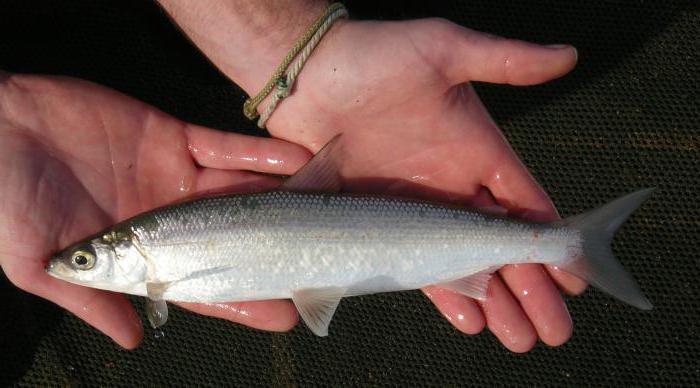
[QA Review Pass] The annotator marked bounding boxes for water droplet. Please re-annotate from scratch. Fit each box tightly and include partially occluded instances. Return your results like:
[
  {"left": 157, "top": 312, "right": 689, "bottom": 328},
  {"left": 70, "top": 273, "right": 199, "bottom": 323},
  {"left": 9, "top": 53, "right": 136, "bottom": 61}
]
[
  {"left": 204, "top": 302, "right": 252, "bottom": 317},
  {"left": 154, "top": 329, "right": 165, "bottom": 339},
  {"left": 179, "top": 176, "right": 193, "bottom": 193}
]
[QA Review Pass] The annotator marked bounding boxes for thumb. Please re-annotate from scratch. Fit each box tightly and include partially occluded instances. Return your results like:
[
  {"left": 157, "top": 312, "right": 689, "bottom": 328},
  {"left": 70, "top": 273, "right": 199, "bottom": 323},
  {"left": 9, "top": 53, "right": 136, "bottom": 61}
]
[{"left": 438, "top": 22, "right": 577, "bottom": 85}]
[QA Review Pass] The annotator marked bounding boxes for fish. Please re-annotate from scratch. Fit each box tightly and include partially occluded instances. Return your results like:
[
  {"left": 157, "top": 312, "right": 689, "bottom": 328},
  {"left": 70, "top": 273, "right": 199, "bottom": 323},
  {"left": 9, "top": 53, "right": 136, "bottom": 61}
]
[{"left": 46, "top": 136, "right": 654, "bottom": 336}]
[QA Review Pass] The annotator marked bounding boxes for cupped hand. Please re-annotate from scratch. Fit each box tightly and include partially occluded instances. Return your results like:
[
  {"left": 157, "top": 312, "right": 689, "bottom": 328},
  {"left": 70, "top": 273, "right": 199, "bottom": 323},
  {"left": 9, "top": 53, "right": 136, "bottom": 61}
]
[
  {"left": 0, "top": 72, "right": 310, "bottom": 348},
  {"left": 262, "top": 19, "right": 587, "bottom": 351}
]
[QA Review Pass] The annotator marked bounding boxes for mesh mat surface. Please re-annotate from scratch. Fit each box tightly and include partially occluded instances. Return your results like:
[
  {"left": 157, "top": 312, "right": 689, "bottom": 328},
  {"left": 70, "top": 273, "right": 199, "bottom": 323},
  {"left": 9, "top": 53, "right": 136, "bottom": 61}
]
[{"left": 1, "top": 1, "right": 698, "bottom": 386}]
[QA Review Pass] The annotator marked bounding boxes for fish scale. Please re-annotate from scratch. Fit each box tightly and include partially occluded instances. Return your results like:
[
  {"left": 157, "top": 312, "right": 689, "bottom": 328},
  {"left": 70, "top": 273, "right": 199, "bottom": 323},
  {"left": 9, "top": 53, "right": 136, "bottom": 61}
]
[{"left": 127, "top": 191, "right": 577, "bottom": 302}]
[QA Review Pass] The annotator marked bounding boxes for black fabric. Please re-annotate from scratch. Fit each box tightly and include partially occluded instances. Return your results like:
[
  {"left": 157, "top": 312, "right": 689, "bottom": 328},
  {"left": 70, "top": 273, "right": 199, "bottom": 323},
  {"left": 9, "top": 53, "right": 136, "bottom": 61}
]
[{"left": 1, "top": 1, "right": 698, "bottom": 386}]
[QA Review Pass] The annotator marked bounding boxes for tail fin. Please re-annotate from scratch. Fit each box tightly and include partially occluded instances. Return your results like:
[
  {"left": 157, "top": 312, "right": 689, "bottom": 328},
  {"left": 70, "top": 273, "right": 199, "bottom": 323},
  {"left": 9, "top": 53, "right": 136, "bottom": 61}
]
[{"left": 555, "top": 188, "right": 655, "bottom": 310}]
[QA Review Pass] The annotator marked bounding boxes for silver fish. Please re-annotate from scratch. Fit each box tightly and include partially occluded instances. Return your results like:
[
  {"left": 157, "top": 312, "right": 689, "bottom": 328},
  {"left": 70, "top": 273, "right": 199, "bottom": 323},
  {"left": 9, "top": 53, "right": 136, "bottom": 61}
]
[{"left": 47, "top": 137, "right": 653, "bottom": 336}]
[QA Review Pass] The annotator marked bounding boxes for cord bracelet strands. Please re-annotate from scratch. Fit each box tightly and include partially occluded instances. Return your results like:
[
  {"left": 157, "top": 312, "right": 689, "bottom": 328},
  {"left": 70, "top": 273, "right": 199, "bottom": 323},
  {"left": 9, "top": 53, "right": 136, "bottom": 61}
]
[
  {"left": 241, "top": 2, "right": 348, "bottom": 127},
  {"left": 242, "top": 2, "right": 345, "bottom": 120},
  {"left": 257, "top": 6, "right": 347, "bottom": 128}
]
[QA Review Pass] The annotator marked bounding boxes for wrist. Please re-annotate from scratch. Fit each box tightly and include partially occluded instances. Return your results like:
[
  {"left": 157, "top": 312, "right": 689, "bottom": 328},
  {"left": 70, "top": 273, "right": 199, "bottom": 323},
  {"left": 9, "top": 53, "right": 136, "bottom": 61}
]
[{"left": 157, "top": 0, "right": 330, "bottom": 96}]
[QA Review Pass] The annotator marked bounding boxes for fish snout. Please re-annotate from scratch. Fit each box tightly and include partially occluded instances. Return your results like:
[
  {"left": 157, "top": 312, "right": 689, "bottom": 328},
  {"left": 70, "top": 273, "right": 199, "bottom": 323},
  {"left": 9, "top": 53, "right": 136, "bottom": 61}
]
[{"left": 45, "top": 255, "right": 72, "bottom": 278}]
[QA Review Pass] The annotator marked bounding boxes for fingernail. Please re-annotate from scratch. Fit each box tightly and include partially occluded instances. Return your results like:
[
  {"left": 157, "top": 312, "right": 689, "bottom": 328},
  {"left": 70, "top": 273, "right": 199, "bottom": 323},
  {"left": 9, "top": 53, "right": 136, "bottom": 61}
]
[
  {"left": 547, "top": 44, "right": 578, "bottom": 61},
  {"left": 546, "top": 44, "right": 571, "bottom": 50}
]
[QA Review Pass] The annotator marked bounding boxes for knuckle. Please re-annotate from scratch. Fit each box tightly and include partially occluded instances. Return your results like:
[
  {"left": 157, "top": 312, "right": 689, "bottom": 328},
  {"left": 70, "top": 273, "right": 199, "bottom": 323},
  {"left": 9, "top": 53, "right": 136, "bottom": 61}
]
[
  {"left": 497, "top": 46, "right": 518, "bottom": 84},
  {"left": 417, "top": 17, "right": 461, "bottom": 40},
  {"left": 425, "top": 17, "right": 455, "bottom": 29}
]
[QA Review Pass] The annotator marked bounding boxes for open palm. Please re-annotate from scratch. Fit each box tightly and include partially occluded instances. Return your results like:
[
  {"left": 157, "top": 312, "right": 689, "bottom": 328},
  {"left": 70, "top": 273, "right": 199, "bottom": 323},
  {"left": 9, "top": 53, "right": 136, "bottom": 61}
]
[
  {"left": 261, "top": 19, "right": 587, "bottom": 351},
  {"left": 0, "top": 72, "right": 310, "bottom": 348}
]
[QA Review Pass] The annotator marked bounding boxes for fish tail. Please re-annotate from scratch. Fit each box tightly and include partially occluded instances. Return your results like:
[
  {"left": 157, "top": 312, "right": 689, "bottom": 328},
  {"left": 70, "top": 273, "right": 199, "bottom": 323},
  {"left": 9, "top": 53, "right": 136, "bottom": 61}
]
[{"left": 554, "top": 188, "right": 655, "bottom": 310}]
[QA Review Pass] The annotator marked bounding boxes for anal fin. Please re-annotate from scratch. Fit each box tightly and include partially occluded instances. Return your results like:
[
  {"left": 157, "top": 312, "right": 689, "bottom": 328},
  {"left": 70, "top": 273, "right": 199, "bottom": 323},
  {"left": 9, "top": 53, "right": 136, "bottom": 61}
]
[
  {"left": 292, "top": 287, "right": 346, "bottom": 337},
  {"left": 438, "top": 271, "right": 494, "bottom": 301}
]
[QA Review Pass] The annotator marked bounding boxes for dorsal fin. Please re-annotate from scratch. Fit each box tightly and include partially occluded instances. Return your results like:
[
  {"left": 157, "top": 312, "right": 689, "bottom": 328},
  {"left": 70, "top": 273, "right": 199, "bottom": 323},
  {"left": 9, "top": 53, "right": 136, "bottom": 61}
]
[{"left": 280, "top": 134, "right": 344, "bottom": 192}]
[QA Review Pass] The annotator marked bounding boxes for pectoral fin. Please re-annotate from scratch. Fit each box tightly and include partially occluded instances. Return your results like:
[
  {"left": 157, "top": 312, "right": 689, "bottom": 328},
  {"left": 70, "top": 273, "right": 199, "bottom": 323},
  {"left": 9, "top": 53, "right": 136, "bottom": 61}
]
[
  {"left": 146, "top": 281, "right": 171, "bottom": 329},
  {"left": 146, "top": 299, "right": 169, "bottom": 329},
  {"left": 146, "top": 281, "right": 172, "bottom": 300},
  {"left": 438, "top": 271, "right": 493, "bottom": 301},
  {"left": 292, "top": 287, "right": 346, "bottom": 337}
]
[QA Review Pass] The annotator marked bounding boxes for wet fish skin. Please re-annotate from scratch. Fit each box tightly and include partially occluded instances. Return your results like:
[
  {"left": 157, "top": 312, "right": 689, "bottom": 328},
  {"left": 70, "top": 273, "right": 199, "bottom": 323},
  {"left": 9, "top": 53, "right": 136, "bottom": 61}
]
[
  {"left": 126, "top": 191, "right": 578, "bottom": 302},
  {"left": 47, "top": 188, "right": 653, "bottom": 336}
]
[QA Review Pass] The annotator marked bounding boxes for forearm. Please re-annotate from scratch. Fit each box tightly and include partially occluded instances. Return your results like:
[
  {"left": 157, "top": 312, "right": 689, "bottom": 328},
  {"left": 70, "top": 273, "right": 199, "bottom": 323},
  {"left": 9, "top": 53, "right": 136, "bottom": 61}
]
[{"left": 157, "top": 0, "right": 328, "bottom": 95}]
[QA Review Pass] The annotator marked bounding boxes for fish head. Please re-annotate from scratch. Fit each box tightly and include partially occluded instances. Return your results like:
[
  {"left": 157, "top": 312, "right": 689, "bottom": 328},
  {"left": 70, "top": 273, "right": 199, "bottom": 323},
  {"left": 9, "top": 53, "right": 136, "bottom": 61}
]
[{"left": 47, "top": 232, "right": 148, "bottom": 295}]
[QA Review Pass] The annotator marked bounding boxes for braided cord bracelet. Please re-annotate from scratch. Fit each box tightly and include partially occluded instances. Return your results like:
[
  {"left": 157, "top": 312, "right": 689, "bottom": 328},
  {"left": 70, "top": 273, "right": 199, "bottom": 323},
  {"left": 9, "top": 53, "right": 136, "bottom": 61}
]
[
  {"left": 257, "top": 6, "right": 348, "bottom": 128},
  {"left": 242, "top": 2, "right": 346, "bottom": 121}
]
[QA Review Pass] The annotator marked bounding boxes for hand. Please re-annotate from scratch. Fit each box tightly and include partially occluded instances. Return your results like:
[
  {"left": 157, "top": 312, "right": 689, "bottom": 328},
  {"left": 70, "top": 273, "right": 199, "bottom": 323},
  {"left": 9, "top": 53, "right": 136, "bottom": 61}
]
[
  {"left": 260, "top": 19, "right": 587, "bottom": 352},
  {"left": 0, "top": 72, "right": 310, "bottom": 348}
]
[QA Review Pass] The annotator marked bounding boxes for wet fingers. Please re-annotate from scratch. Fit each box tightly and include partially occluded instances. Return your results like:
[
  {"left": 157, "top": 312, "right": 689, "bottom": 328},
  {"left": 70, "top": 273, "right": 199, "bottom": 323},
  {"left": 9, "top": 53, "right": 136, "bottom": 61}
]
[
  {"left": 478, "top": 273, "right": 537, "bottom": 352},
  {"left": 499, "top": 264, "right": 573, "bottom": 347},
  {"left": 423, "top": 285, "right": 485, "bottom": 335},
  {"left": 545, "top": 264, "right": 588, "bottom": 295},
  {"left": 185, "top": 124, "right": 311, "bottom": 175},
  {"left": 178, "top": 299, "right": 298, "bottom": 332}
]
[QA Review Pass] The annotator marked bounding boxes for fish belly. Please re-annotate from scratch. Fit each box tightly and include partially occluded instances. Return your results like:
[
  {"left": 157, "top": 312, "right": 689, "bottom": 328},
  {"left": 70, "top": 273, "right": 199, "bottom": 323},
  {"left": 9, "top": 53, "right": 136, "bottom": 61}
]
[{"left": 129, "top": 192, "right": 579, "bottom": 302}]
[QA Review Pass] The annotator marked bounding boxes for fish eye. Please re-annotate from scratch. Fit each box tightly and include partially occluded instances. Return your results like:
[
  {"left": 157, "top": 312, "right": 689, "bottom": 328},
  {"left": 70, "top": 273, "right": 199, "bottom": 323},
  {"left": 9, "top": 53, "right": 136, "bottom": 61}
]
[{"left": 71, "top": 250, "right": 96, "bottom": 270}]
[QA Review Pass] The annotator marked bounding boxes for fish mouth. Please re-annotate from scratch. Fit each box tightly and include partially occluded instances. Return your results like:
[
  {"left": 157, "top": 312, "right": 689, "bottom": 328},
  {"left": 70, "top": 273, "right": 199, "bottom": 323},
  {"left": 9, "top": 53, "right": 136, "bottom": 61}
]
[{"left": 45, "top": 257, "right": 73, "bottom": 280}]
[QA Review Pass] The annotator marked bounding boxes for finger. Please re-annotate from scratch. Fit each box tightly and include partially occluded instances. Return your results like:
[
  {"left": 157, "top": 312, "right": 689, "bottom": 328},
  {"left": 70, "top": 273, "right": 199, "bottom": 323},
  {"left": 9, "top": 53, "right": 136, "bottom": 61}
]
[
  {"left": 5, "top": 264, "right": 143, "bottom": 348},
  {"left": 546, "top": 265, "right": 588, "bottom": 295},
  {"left": 441, "top": 23, "right": 577, "bottom": 85},
  {"left": 479, "top": 273, "right": 537, "bottom": 352},
  {"left": 185, "top": 124, "right": 311, "bottom": 175},
  {"left": 483, "top": 143, "right": 555, "bottom": 220},
  {"left": 177, "top": 300, "right": 298, "bottom": 332},
  {"left": 469, "top": 185, "right": 498, "bottom": 208},
  {"left": 423, "top": 285, "right": 485, "bottom": 335},
  {"left": 195, "top": 169, "right": 283, "bottom": 194},
  {"left": 498, "top": 264, "right": 572, "bottom": 346},
  {"left": 484, "top": 140, "right": 588, "bottom": 293}
]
